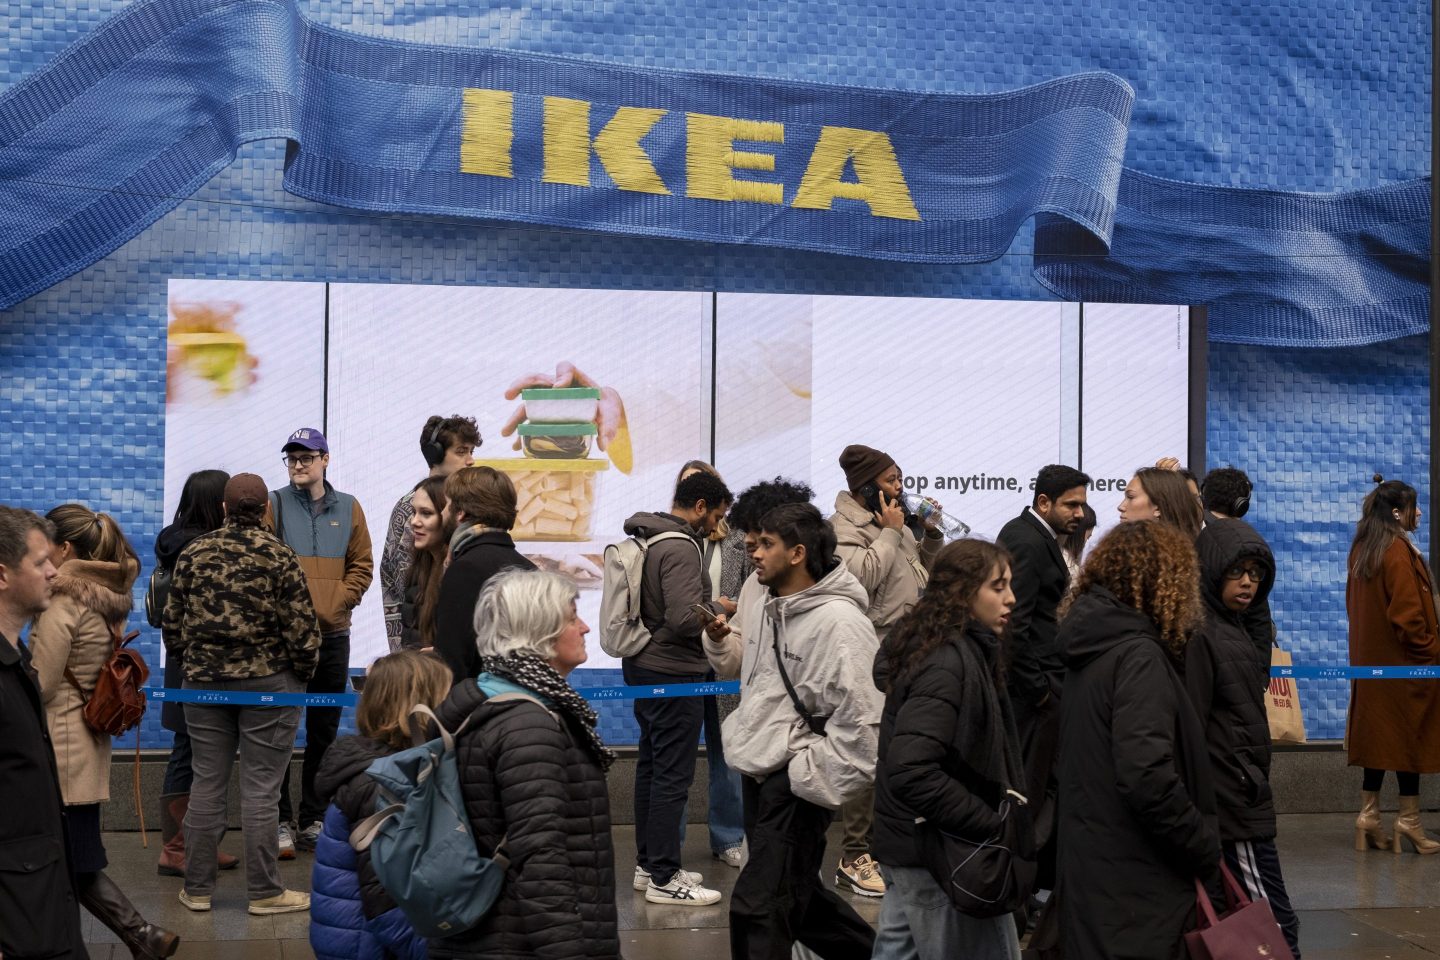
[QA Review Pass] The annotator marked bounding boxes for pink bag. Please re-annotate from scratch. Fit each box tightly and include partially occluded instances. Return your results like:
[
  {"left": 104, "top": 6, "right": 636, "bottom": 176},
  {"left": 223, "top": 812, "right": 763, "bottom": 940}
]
[{"left": 1184, "top": 862, "right": 1294, "bottom": 960}]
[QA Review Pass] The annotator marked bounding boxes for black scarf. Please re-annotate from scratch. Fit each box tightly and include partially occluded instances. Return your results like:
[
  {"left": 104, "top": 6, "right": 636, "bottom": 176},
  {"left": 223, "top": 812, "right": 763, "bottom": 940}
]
[{"left": 481, "top": 653, "right": 615, "bottom": 771}]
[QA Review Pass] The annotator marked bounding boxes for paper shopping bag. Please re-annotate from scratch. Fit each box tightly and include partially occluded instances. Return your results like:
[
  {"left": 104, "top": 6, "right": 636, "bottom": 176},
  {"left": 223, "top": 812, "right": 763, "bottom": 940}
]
[{"left": 1266, "top": 646, "right": 1307, "bottom": 744}]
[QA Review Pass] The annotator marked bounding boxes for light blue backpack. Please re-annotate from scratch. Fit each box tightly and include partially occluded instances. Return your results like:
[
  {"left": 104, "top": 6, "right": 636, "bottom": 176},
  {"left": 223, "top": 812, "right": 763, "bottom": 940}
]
[{"left": 348, "top": 695, "right": 545, "bottom": 938}]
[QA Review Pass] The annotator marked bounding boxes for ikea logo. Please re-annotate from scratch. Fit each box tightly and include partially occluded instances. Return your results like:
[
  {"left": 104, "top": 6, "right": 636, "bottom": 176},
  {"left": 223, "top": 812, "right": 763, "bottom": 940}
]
[{"left": 458, "top": 89, "right": 921, "bottom": 222}]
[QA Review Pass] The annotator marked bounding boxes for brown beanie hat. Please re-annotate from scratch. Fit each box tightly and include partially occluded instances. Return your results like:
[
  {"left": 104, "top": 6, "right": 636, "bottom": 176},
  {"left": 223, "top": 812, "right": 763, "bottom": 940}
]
[
  {"left": 223, "top": 473, "right": 269, "bottom": 514},
  {"left": 839, "top": 445, "right": 896, "bottom": 492}
]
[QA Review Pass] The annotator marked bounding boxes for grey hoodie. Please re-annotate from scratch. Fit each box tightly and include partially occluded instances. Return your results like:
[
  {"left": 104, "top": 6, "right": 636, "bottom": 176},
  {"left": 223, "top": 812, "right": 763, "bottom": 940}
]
[
  {"left": 621, "top": 511, "right": 726, "bottom": 675},
  {"left": 720, "top": 560, "right": 882, "bottom": 810}
]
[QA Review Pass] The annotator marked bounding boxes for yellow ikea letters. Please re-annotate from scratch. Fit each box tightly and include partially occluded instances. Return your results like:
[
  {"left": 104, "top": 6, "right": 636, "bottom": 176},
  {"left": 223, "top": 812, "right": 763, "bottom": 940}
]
[{"left": 459, "top": 87, "right": 921, "bottom": 221}]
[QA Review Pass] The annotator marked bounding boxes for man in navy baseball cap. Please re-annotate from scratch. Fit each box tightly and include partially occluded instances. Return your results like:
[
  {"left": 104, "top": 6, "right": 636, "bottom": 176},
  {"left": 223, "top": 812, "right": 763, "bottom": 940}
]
[
  {"left": 281, "top": 427, "right": 328, "bottom": 454},
  {"left": 271, "top": 425, "right": 370, "bottom": 858}
]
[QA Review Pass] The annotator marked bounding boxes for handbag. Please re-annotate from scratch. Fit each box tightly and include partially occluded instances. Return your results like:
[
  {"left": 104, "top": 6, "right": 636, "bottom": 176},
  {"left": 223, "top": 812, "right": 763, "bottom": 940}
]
[
  {"left": 771, "top": 619, "right": 827, "bottom": 736},
  {"left": 63, "top": 620, "right": 152, "bottom": 842},
  {"left": 1184, "top": 862, "right": 1294, "bottom": 960},
  {"left": 916, "top": 789, "right": 1037, "bottom": 918},
  {"left": 1266, "top": 645, "right": 1306, "bottom": 744}
]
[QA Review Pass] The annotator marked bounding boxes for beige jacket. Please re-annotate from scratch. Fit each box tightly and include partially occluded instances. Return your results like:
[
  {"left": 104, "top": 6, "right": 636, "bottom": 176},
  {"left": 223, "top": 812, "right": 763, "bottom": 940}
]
[
  {"left": 829, "top": 491, "right": 942, "bottom": 639},
  {"left": 29, "top": 558, "right": 138, "bottom": 805}
]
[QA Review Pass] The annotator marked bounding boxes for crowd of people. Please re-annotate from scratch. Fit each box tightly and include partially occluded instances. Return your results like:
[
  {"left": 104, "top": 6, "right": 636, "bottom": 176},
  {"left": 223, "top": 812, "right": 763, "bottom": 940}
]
[{"left": 0, "top": 412, "right": 1436, "bottom": 960}]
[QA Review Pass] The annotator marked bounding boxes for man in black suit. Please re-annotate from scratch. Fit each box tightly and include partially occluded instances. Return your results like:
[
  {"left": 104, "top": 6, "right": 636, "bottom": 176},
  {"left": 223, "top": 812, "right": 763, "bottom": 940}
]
[
  {"left": 999, "top": 464, "right": 1091, "bottom": 724},
  {"left": 997, "top": 464, "right": 1089, "bottom": 902}
]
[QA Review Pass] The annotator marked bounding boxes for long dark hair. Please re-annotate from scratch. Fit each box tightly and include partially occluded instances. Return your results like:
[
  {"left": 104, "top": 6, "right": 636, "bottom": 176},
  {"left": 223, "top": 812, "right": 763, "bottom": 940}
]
[
  {"left": 884, "top": 539, "right": 1012, "bottom": 686},
  {"left": 174, "top": 469, "right": 229, "bottom": 533},
  {"left": 1350, "top": 473, "right": 1418, "bottom": 580},
  {"left": 408, "top": 475, "right": 450, "bottom": 647}
]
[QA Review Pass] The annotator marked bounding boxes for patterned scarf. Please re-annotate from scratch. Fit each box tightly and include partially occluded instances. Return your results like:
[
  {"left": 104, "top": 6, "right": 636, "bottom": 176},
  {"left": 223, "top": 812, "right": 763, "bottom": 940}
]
[{"left": 481, "top": 653, "right": 615, "bottom": 771}]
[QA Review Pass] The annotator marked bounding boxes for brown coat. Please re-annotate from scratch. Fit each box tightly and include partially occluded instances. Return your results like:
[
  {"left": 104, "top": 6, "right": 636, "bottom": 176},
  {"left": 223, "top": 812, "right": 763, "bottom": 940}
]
[
  {"left": 29, "top": 558, "right": 138, "bottom": 805},
  {"left": 1346, "top": 537, "right": 1440, "bottom": 773}
]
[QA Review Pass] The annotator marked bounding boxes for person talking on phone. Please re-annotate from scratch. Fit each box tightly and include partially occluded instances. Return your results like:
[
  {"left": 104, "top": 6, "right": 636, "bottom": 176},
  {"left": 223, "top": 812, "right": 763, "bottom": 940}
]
[{"left": 828, "top": 444, "right": 943, "bottom": 898}]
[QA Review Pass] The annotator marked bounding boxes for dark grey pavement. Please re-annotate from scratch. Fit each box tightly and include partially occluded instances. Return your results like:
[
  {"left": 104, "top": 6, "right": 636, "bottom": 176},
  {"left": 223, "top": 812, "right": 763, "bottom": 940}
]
[{"left": 84, "top": 813, "right": 1440, "bottom": 958}]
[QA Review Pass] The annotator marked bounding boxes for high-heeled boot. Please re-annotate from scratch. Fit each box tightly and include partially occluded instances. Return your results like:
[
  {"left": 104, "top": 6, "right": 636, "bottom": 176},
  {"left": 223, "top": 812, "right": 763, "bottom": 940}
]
[
  {"left": 1393, "top": 795, "right": 1440, "bottom": 854},
  {"left": 77, "top": 871, "right": 180, "bottom": 959},
  {"left": 157, "top": 794, "right": 237, "bottom": 876},
  {"left": 1355, "top": 789, "right": 1392, "bottom": 850}
]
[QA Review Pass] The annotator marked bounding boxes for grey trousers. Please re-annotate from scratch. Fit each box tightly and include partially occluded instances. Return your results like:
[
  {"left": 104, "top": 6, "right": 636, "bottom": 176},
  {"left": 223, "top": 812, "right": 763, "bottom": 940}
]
[{"left": 182, "top": 671, "right": 303, "bottom": 900}]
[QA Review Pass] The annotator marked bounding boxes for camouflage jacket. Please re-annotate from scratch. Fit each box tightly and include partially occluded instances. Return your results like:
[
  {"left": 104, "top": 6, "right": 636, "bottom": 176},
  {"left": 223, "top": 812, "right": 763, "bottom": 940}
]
[{"left": 162, "top": 520, "right": 322, "bottom": 682}]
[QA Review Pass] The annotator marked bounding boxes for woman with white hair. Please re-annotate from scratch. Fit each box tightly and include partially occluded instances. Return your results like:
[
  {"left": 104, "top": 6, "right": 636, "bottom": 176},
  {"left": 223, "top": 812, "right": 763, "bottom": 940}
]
[{"left": 428, "top": 568, "right": 620, "bottom": 960}]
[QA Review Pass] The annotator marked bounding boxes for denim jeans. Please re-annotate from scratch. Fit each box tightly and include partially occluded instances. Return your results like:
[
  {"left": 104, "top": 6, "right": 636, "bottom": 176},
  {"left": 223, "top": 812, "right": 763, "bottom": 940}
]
[
  {"left": 870, "top": 864, "right": 1020, "bottom": 960},
  {"left": 624, "top": 661, "right": 706, "bottom": 886},
  {"left": 183, "top": 671, "right": 303, "bottom": 900},
  {"left": 161, "top": 726, "right": 194, "bottom": 795},
  {"left": 703, "top": 692, "right": 745, "bottom": 853},
  {"left": 279, "top": 630, "right": 348, "bottom": 827}
]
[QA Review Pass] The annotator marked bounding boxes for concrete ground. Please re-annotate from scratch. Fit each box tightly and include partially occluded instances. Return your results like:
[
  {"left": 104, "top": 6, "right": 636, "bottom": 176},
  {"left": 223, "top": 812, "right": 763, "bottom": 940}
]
[{"left": 84, "top": 813, "right": 1440, "bottom": 959}]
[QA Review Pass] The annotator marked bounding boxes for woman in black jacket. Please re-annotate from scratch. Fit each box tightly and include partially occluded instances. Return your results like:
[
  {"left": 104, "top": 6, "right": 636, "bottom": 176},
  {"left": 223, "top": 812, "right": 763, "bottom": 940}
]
[
  {"left": 430, "top": 568, "right": 619, "bottom": 960},
  {"left": 1185, "top": 519, "right": 1300, "bottom": 958},
  {"left": 153, "top": 469, "right": 238, "bottom": 879},
  {"left": 871, "top": 538, "right": 1023, "bottom": 960},
  {"left": 1057, "top": 520, "right": 1219, "bottom": 960}
]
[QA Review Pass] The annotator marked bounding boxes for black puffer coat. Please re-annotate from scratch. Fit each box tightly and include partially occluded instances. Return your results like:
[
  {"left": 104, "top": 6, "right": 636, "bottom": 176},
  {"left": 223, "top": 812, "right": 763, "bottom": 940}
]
[
  {"left": 429, "top": 679, "right": 619, "bottom": 960},
  {"left": 1184, "top": 520, "right": 1277, "bottom": 842},
  {"left": 872, "top": 624, "right": 1024, "bottom": 868},
  {"left": 1057, "top": 586, "right": 1219, "bottom": 960}
]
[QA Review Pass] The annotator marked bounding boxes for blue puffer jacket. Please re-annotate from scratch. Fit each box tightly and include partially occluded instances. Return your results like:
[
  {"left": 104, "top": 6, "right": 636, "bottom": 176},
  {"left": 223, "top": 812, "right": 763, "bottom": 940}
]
[{"left": 310, "top": 736, "right": 427, "bottom": 960}]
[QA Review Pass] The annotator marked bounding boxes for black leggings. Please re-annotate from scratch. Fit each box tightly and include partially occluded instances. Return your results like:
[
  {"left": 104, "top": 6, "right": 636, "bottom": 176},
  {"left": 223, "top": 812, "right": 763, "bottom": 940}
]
[{"left": 1362, "top": 768, "right": 1420, "bottom": 795}]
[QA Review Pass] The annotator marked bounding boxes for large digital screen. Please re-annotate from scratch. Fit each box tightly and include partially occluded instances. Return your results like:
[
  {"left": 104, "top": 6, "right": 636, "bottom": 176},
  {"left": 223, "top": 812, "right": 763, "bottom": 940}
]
[{"left": 164, "top": 280, "right": 1198, "bottom": 670}]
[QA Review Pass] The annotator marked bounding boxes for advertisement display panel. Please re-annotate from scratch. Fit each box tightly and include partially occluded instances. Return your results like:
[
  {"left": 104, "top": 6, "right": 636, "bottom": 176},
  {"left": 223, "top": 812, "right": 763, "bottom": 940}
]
[{"left": 165, "top": 280, "right": 1196, "bottom": 673}]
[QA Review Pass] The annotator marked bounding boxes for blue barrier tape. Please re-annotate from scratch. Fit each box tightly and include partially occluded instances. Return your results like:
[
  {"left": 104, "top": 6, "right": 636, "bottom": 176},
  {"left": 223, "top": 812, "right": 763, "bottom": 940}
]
[
  {"left": 1271, "top": 665, "right": 1440, "bottom": 680},
  {"left": 144, "top": 679, "right": 742, "bottom": 707}
]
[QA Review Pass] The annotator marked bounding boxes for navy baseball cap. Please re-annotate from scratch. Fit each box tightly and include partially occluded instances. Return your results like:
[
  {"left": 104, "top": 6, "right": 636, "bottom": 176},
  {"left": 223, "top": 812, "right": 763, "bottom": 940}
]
[{"left": 282, "top": 427, "right": 328, "bottom": 453}]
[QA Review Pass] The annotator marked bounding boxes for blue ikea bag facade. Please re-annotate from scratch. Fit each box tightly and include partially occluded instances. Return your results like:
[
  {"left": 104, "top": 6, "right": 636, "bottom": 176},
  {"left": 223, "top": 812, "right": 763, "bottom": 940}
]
[{"left": 349, "top": 696, "right": 542, "bottom": 938}]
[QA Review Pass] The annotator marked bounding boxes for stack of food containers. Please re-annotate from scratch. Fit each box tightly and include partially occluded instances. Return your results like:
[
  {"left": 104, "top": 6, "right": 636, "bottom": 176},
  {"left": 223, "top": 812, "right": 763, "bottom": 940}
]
[{"left": 474, "top": 387, "right": 610, "bottom": 542}]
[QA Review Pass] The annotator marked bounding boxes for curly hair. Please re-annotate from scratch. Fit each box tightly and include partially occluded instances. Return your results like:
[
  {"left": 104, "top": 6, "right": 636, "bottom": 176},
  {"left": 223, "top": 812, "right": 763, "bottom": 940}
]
[
  {"left": 1061, "top": 520, "right": 1201, "bottom": 658},
  {"left": 884, "top": 539, "right": 1012, "bottom": 685}
]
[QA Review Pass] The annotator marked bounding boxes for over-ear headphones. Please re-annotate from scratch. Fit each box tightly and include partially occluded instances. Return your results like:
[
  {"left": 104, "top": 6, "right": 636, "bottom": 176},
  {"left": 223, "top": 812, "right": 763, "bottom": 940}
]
[
  {"left": 1201, "top": 472, "right": 1252, "bottom": 518},
  {"left": 421, "top": 420, "right": 446, "bottom": 467}
]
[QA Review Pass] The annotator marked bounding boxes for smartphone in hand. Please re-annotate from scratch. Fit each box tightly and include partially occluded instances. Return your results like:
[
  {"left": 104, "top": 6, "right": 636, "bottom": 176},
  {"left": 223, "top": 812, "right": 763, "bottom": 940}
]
[{"left": 690, "top": 602, "right": 719, "bottom": 625}]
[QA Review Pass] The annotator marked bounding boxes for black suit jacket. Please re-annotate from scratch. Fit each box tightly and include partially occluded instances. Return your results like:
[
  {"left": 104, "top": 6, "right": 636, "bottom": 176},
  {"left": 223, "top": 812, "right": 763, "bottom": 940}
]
[{"left": 996, "top": 508, "right": 1070, "bottom": 712}]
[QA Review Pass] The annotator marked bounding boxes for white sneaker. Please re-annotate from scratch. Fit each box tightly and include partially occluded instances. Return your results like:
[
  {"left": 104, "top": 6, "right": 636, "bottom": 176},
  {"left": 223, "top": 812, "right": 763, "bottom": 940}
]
[
  {"left": 645, "top": 872, "right": 722, "bottom": 906},
  {"left": 713, "top": 846, "right": 744, "bottom": 868},
  {"left": 277, "top": 824, "right": 296, "bottom": 861},
  {"left": 633, "top": 865, "right": 704, "bottom": 891}
]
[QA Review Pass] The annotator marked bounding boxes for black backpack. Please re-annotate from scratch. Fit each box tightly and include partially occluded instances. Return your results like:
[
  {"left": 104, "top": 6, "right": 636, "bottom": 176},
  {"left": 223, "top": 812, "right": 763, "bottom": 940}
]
[{"left": 144, "top": 564, "right": 171, "bottom": 629}]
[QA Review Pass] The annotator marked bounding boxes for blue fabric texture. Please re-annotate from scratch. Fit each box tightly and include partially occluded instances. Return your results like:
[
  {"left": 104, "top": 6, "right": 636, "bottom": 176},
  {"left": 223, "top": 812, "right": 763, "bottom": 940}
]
[
  {"left": 310, "top": 802, "right": 427, "bottom": 960},
  {"left": 0, "top": 0, "right": 1427, "bottom": 345},
  {"left": 0, "top": 0, "right": 1430, "bottom": 744}
]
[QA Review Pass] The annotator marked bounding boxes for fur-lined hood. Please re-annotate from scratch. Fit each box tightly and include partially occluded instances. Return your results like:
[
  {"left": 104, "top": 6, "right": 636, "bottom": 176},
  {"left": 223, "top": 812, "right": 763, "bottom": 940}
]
[{"left": 51, "top": 558, "right": 137, "bottom": 623}]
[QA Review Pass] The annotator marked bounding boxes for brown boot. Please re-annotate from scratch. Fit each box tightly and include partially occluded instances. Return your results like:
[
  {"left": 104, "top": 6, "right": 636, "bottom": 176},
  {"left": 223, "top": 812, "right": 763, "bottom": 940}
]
[
  {"left": 79, "top": 870, "right": 180, "bottom": 959},
  {"left": 1393, "top": 795, "right": 1440, "bottom": 854},
  {"left": 158, "top": 794, "right": 238, "bottom": 876},
  {"left": 1355, "top": 789, "right": 1392, "bottom": 851}
]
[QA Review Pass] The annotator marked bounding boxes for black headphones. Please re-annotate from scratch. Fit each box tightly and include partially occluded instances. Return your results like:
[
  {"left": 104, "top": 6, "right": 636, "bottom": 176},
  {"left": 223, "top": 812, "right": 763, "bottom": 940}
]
[
  {"left": 421, "top": 420, "right": 446, "bottom": 467},
  {"left": 1202, "top": 473, "right": 1252, "bottom": 519}
]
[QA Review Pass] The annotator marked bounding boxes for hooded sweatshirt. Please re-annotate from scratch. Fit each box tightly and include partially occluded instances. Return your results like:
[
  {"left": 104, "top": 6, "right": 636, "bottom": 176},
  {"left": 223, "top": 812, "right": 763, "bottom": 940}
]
[
  {"left": 721, "top": 560, "right": 882, "bottom": 810},
  {"left": 621, "top": 511, "right": 726, "bottom": 676},
  {"left": 1184, "top": 519, "right": 1278, "bottom": 842}
]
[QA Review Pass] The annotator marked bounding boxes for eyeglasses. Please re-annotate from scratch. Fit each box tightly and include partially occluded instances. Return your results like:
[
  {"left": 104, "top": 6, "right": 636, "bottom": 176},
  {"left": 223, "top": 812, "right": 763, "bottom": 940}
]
[
  {"left": 1223, "top": 562, "right": 1265, "bottom": 582},
  {"left": 283, "top": 453, "right": 322, "bottom": 468}
]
